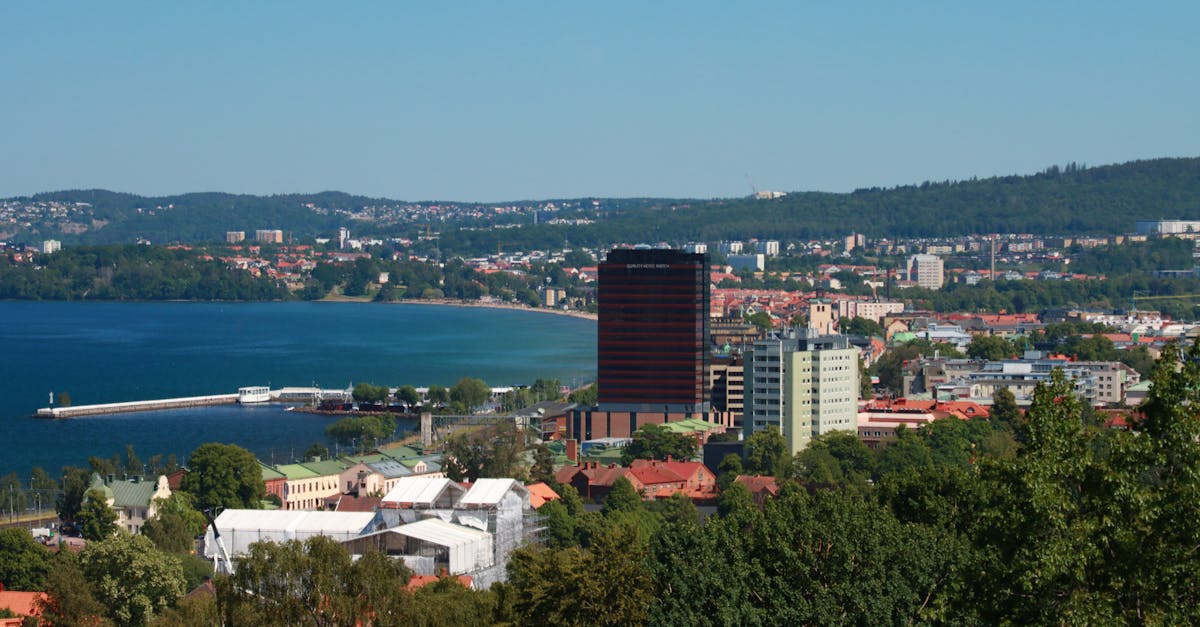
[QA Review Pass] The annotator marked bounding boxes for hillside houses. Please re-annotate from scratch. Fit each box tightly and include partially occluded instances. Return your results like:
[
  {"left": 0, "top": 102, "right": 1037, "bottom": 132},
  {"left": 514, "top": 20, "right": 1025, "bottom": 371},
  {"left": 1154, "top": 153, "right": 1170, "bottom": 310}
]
[{"left": 555, "top": 458, "right": 718, "bottom": 502}]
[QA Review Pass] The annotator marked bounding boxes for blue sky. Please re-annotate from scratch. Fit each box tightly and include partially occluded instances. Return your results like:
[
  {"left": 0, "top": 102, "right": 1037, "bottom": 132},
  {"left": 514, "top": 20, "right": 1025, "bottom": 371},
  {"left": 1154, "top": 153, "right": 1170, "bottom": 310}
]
[{"left": 2, "top": 2, "right": 1196, "bottom": 201}]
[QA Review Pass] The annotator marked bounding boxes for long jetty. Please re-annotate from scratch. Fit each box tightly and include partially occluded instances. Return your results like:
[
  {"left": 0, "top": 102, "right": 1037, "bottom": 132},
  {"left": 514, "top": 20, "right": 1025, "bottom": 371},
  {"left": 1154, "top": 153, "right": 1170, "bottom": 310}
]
[{"left": 34, "top": 394, "right": 238, "bottom": 419}]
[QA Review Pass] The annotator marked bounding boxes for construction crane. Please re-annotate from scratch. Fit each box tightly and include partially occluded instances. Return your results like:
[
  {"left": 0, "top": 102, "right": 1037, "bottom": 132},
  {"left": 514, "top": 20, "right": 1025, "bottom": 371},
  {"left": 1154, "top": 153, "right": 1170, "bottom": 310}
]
[
  {"left": 202, "top": 509, "right": 234, "bottom": 576},
  {"left": 744, "top": 173, "right": 758, "bottom": 196}
]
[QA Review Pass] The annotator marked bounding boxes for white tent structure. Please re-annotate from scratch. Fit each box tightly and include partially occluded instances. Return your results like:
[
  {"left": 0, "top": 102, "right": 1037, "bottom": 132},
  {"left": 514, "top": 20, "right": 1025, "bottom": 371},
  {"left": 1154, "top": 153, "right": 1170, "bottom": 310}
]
[
  {"left": 459, "top": 478, "right": 530, "bottom": 508},
  {"left": 380, "top": 476, "right": 466, "bottom": 508},
  {"left": 202, "top": 509, "right": 377, "bottom": 563},
  {"left": 343, "top": 518, "right": 494, "bottom": 577}
]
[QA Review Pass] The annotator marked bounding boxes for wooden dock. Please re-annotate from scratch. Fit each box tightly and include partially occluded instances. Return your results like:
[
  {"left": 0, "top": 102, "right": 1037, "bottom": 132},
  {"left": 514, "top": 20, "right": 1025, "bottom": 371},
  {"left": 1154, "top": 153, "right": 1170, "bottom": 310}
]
[{"left": 34, "top": 393, "right": 239, "bottom": 419}]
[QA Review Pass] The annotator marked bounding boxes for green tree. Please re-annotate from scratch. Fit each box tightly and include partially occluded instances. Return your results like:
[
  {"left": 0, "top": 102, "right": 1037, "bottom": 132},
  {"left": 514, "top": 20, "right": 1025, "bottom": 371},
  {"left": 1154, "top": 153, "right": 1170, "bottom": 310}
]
[
  {"left": 427, "top": 384, "right": 450, "bottom": 406},
  {"left": 0, "top": 473, "right": 26, "bottom": 518},
  {"left": 302, "top": 442, "right": 329, "bottom": 461},
  {"left": 1120, "top": 344, "right": 1156, "bottom": 378},
  {"left": 441, "top": 422, "right": 528, "bottom": 482},
  {"left": 873, "top": 343, "right": 923, "bottom": 394},
  {"left": 180, "top": 443, "right": 265, "bottom": 511},
  {"left": 567, "top": 383, "right": 597, "bottom": 406},
  {"left": 840, "top": 316, "right": 884, "bottom": 337},
  {"left": 77, "top": 488, "right": 118, "bottom": 541},
  {"left": 619, "top": 423, "right": 698, "bottom": 465},
  {"left": 80, "top": 533, "right": 186, "bottom": 627},
  {"left": 0, "top": 528, "right": 54, "bottom": 591},
  {"left": 529, "top": 378, "right": 562, "bottom": 402},
  {"left": 395, "top": 384, "right": 421, "bottom": 407},
  {"left": 449, "top": 377, "right": 491, "bottom": 412},
  {"left": 744, "top": 426, "right": 791, "bottom": 476},
  {"left": 959, "top": 361, "right": 1200, "bottom": 623},
  {"left": 538, "top": 499, "right": 577, "bottom": 550},
  {"left": 30, "top": 466, "right": 58, "bottom": 493},
  {"left": 351, "top": 382, "right": 390, "bottom": 404},
  {"left": 716, "top": 480, "right": 756, "bottom": 517},
  {"left": 655, "top": 492, "right": 699, "bottom": 527},
  {"left": 716, "top": 452, "right": 744, "bottom": 492},
  {"left": 508, "top": 522, "right": 653, "bottom": 627},
  {"left": 966, "top": 334, "right": 1017, "bottom": 360},
  {"left": 325, "top": 415, "right": 395, "bottom": 451},
  {"left": 654, "top": 485, "right": 961, "bottom": 625},
  {"left": 744, "top": 311, "right": 773, "bottom": 333},
  {"left": 990, "top": 386, "right": 1021, "bottom": 430},
  {"left": 530, "top": 444, "right": 556, "bottom": 484},
  {"left": 221, "top": 536, "right": 412, "bottom": 626},
  {"left": 142, "top": 493, "right": 206, "bottom": 555},
  {"left": 38, "top": 553, "right": 111, "bottom": 627},
  {"left": 406, "top": 576, "right": 498, "bottom": 626},
  {"left": 602, "top": 477, "right": 642, "bottom": 515},
  {"left": 56, "top": 466, "right": 93, "bottom": 523},
  {"left": 875, "top": 425, "right": 933, "bottom": 479},
  {"left": 123, "top": 444, "right": 144, "bottom": 477}
]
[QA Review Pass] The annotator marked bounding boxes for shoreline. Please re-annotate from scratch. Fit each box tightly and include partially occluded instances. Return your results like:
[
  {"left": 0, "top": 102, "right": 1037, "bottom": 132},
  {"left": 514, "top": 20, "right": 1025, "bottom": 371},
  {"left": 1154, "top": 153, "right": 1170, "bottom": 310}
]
[
  {"left": 320, "top": 295, "right": 598, "bottom": 321},
  {"left": 0, "top": 298, "right": 598, "bottom": 321}
]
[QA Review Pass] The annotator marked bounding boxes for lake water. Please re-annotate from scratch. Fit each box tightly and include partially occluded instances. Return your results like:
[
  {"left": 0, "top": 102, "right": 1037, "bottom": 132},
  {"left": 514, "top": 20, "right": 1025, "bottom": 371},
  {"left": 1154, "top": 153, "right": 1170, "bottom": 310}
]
[{"left": 0, "top": 302, "right": 596, "bottom": 478}]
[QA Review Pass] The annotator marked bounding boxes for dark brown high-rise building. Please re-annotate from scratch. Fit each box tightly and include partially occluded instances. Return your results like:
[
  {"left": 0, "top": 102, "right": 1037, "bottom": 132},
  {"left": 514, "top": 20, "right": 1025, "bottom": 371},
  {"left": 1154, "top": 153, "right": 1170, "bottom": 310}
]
[{"left": 597, "top": 248, "right": 710, "bottom": 413}]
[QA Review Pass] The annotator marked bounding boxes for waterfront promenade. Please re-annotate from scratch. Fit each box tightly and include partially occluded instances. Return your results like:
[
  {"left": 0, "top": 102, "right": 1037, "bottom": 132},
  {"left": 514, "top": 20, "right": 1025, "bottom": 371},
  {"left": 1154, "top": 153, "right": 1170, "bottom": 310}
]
[{"left": 35, "top": 393, "right": 238, "bottom": 419}]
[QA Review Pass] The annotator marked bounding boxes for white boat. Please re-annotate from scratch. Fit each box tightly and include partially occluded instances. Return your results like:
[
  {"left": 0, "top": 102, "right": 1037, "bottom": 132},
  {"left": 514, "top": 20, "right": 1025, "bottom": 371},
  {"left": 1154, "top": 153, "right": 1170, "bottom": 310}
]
[{"left": 237, "top": 386, "right": 271, "bottom": 404}]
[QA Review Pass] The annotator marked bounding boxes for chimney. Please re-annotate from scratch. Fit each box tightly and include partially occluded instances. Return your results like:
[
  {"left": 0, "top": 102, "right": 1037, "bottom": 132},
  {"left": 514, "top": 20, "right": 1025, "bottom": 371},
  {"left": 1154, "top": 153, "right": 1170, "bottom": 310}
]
[{"left": 565, "top": 439, "right": 578, "bottom": 463}]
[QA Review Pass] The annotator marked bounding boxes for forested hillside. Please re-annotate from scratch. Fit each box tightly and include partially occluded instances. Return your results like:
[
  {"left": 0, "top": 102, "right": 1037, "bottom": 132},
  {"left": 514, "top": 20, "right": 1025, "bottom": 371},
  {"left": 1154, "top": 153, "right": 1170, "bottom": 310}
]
[
  {"left": 0, "top": 245, "right": 289, "bottom": 300},
  {"left": 7, "top": 157, "right": 1200, "bottom": 250},
  {"left": 444, "top": 158, "right": 1200, "bottom": 252}
]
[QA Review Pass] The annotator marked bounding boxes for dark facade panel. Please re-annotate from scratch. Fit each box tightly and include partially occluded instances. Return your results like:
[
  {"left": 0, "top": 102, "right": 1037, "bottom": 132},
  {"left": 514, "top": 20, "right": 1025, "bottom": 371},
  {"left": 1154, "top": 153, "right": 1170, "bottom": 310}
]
[{"left": 597, "top": 248, "right": 710, "bottom": 412}]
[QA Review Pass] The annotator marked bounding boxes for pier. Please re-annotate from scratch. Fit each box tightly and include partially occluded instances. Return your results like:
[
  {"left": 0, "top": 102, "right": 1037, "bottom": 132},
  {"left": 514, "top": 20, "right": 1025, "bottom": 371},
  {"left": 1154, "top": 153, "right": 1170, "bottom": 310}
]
[{"left": 35, "top": 393, "right": 239, "bottom": 419}]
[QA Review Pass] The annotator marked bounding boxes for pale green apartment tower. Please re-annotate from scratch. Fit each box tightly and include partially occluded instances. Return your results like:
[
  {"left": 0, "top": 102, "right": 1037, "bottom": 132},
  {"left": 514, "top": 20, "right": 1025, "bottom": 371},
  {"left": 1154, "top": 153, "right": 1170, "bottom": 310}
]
[{"left": 743, "top": 329, "right": 860, "bottom": 454}]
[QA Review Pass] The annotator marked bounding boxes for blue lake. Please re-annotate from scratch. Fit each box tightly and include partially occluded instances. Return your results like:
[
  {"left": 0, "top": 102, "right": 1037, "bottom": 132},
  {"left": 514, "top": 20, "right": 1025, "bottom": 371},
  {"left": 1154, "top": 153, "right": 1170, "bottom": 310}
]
[{"left": 0, "top": 301, "right": 596, "bottom": 478}]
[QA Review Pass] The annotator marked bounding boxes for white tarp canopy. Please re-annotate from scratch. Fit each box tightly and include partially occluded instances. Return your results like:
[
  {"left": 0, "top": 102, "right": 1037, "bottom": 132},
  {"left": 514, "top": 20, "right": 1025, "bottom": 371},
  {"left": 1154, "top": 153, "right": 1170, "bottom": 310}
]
[
  {"left": 343, "top": 517, "right": 493, "bottom": 575},
  {"left": 203, "top": 509, "right": 376, "bottom": 559},
  {"left": 381, "top": 477, "right": 464, "bottom": 508},
  {"left": 394, "top": 518, "right": 494, "bottom": 574},
  {"left": 459, "top": 478, "right": 529, "bottom": 507}
]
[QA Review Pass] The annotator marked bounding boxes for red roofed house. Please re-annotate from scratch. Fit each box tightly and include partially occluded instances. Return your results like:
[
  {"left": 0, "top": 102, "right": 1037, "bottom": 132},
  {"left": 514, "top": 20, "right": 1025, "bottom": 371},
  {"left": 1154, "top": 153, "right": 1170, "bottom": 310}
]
[
  {"left": 0, "top": 583, "right": 47, "bottom": 627},
  {"left": 525, "top": 482, "right": 561, "bottom": 509},
  {"left": 556, "top": 463, "right": 638, "bottom": 502},
  {"left": 858, "top": 398, "right": 991, "bottom": 449},
  {"left": 557, "top": 459, "right": 718, "bottom": 502},
  {"left": 733, "top": 475, "right": 780, "bottom": 506},
  {"left": 629, "top": 458, "right": 717, "bottom": 500}
]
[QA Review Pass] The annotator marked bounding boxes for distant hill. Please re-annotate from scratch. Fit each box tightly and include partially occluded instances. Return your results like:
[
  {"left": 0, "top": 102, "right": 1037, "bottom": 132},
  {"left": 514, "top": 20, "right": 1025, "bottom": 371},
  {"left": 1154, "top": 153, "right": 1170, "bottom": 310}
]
[
  {"left": 6, "top": 157, "right": 1200, "bottom": 249},
  {"left": 440, "top": 157, "right": 1200, "bottom": 253}
]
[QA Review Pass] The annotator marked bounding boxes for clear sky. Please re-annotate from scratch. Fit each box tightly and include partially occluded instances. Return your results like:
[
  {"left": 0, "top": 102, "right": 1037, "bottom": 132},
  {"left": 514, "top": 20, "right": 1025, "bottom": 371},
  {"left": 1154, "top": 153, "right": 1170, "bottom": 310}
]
[{"left": 2, "top": 2, "right": 1197, "bottom": 202}]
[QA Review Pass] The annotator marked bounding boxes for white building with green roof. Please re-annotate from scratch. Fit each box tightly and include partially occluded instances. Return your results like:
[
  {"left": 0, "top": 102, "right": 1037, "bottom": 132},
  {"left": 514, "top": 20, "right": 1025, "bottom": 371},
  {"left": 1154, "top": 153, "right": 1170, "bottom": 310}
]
[{"left": 88, "top": 473, "right": 171, "bottom": 535}]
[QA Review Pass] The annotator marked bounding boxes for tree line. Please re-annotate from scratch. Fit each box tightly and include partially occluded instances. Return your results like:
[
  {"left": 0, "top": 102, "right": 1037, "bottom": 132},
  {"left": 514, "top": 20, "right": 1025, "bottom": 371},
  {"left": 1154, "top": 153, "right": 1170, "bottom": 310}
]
[
  {"left": 8, "top": 350, "right": 1200, "bottom": 623},
  {"left": 0, "top": 245, "right": 289, "bottom": 300}
]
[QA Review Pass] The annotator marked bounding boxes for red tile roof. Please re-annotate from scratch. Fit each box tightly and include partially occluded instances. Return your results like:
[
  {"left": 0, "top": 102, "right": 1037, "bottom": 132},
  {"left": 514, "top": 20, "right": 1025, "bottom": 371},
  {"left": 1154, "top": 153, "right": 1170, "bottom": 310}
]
[
  {"left": 0, "top": 585, "right": 46, "bottom": 622},
  {"left": 525, "top": 482, "right": 561, "bottom": 509},
  {"left": 734, "top": 475, "right": 780, "bottom": 497},
  {"left": 407, "top": 575, "right": 473, "bottom": 590}
]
